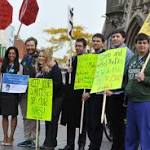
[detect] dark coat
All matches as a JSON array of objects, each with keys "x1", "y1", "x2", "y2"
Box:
[
  {"x1": 61, "y1": 56, "x2": 83, "y2": 127},
  {"x1": 36, "y1": 64, "x2": 63, "y2": 100},
  {"x1": 21, "y1": 52, "x2": 38, "y2": 78}
]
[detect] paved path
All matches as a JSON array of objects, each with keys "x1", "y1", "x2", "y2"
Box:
[{"x1": 0, "y1": 112, "x2": 111, "y2": 150}]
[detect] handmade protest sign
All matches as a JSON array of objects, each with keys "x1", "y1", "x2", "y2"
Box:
[
  {"x1": 91, "y1": 48, "x2": 126, "y2": 93},
  {"x1": 139, "y1": 12, "x2": 150, "y2": 36},
  {"x1": 2, "y1": 73, "x2": 29, "y2": 93},
  {"x1": 27, "y1": 78, "x2": 53, "y2": 121},
  {"x1": 74, "y1": 54, "x2": 98, "y2": 89}
]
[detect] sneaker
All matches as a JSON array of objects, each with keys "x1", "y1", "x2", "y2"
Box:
[{"x1": 17, "y1": 140, "x2": 32, "y2": 147}]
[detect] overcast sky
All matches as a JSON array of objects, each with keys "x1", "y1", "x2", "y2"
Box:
[{"x1": 9, "y1": 0, "x2": 106, "y2": 48}]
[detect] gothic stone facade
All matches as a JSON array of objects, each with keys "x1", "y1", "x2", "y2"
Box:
[{"x1": 103, "y1": 0, "x2": 150, "y2": 50}]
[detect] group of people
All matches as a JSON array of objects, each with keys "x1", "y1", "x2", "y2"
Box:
[
  {"x1": 0, "y1": 37, "x2": 63, "y2": 149},
  {"x1": 0, "y1": 29, "x2": 149, "y2": 150}
]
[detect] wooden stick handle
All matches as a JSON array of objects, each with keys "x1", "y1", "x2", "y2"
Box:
[
  {"x1": 68, "y1": 55, "x2": 72, "y2": 84},
  {"x1": 141, "y1": 52, "x2": 150, "y2": 73},
  {"x1": 68, "y1": 39, "x2": 73, "y2": 84},
  {"x1": 35, "y1": 120, "x2": 39, "y2": 150},
  {"x1": 16, "y1": 23, "x2": 22, "y2": 40},
  {"x1": 101, "y1": 93, "x2": 107, "y2": 123},
  {"x1": 79, "y1": 89, "x2": 86, "y2": 134}
]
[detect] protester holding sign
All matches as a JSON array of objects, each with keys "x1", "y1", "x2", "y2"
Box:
[
  {"x1": 60, "y1": 38, "x2": 87, "y2": 150},
  {"x1": 106, "y1": 29, "x2": 133, "y2": 150},
  {"x1": 125, "y1": 33, "x2": 150, "y2": 150},
  {"x1": 36, "y1": 50, "x2": 63, "y2": 150},
  {"x1": 18, "y1": 37, "x2": 38, "y2": 148},
  {"x1": 82, "y1": 33, "x2": 106, "y2": 150},
  {"x1": 0, "y1": 47, "x2": 23, "y2": 146}
]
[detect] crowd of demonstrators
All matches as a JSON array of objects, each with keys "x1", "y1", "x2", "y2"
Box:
[
  {"x1": 125, "y1": 33, "x2": 150, "y2": 150},
  {"x1": 0, "y1": 31, "x2": 150, "y2": 150},
  {"x1": 0, "y1": 47, "x2": 23, "y2": 146},
  {"x1": 17, "y1": 37, "x2": 38, "y2": 148},
  {"x1": 60, "y1": 38, "x2": 87, "y2": 150},
  {"x1": 35, "y1": 50, "x2": 63, "y2": 150},
  {"x1": 106, "y1": 30, "x2": 134, "y2": 150}
]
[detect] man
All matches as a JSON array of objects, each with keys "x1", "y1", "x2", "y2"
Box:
[
  {"x1": 83, "y1": 33, "x2": 106, "y2": 150},
  {"x1": 125, "y1": 33, "x2": 150, "y2": 150},
  {"x1": 60, "y1": 38, "x2": 87, "y2": 150},
  {"x1": 17, "y1": 37, "x2": 38, "y2": 147},
  {"x1": 106, "y1": 29, "x2": 133, "y2": 150}
]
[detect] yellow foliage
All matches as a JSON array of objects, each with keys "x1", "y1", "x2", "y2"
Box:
[
  {"x1": 44, "y1": 28, "x2": 67, "y2": 34},
  {"x1": 43, "y1": 25, "x2": 93, "y2": 61}
]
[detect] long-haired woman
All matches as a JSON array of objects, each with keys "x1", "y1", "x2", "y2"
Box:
[
  {"x1": 0, "y1": 46, "x2": 22, "y2": 145},
  {"x1": 36, "y1": 50, "x2": 63, "y2": 150}
]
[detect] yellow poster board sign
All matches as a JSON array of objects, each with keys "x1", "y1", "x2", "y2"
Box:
[
  {"x1": 90, "y1": 48, "x2": 126, "y2": 93},
  {"x1": 74, "y1": 54, "x2": 98, "y2": 89},
  {"x1": 27, "y1": 78, "x2": 53, "y2": 121},
  {"x1": 139, "y1": 13, "x2": 150, "y2": 35}
]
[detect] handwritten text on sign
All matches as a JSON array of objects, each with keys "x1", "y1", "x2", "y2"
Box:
[
  {"x1": 74, "y1": 54, "x2": 98, "y2": 89},
  {"x1": 91, "y1": 48, "x2": 126, "y2": 93},
  {"x1": 27, "y1": 78, "x2": 53, "y2": 121}
]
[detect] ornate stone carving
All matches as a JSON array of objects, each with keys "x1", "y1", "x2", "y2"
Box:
[{"x1": 106, "y1": 15, "x2": 124, "y2": 28}]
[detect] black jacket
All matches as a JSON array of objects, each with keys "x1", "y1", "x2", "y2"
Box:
[{"x1": 61, "y1": 56, "x2": 84, "y2": 127}]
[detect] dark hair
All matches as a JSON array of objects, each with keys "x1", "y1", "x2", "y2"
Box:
[
  {"x1": 1, "y1": 46, "x2": 19, "y2": 73},
  {"x1": 111, "y1": 29, "x2": 126, "y2": 38},
  {"x1": 25, "y1": 37, "x2": 38, "y2": 47},
  {"x1": 135, "y1": 33, "x2": 150, "y2": 43},
  {"x1": 92, "y1": 33, "x2": 105, "y2": 43},
  {"x1": 76, "y1": 38, "x2": 87, "y2": 47}
]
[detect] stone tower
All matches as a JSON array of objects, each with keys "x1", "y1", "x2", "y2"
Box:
[{"x1": 103, "y1": 0, "x2": 150, "y2": 49}]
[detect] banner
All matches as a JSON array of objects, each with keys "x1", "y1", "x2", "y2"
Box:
[
  {"x1": 139, "y1": 12, "x2": 150, "y2": 36},
  {"x1": 2, "y1": 73, "x2": 29, "y2": 93},
  {"x1": 27, "y1": 78, "x2": 53, "y2": 121},
  {"x1": 90, "y1": 48, "x2": 126, "y2": 93},
  {"x1": 74, "y1": 54, "x2": 98, "y2": 89}
]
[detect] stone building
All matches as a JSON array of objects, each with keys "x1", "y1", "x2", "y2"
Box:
[{"x1": 103, "y1": 0, "x2": 150, "y2": 50}]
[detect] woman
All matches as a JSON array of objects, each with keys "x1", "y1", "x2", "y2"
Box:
[
  {"x1": 36, "y1": 50, "x2": 63, "y2": 150},
  {"x1": 0, "y1": 46, "x2": 22, "y2": 145}
]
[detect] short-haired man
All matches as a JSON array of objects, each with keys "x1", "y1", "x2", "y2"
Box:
[
  {"x1": 60, "y1": 38, "x2": 87, "y2": 150},
  {"x1": 83, "y1": 33, "x2": 106, "y2": 150},
  {"x1": 125, "y1": 33, "x2": 150, "y2": 150},
  {"x1": 106, "y1": 29, "x2": 133, "y2": 150},
  {"x1": 17, "y1": 37, "x2": 38, "y2": 147}
]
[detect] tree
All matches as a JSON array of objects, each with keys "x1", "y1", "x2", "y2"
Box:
[{"x1": 44, "y1": 25, "x2": 93, "y2": 54}]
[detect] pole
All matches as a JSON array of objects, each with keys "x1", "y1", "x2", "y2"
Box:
[
  {"x1": 68, "y1": 39, "x2": 73, "y2": 84},
  {"x1": 79, "y1": 89, "x2": 86, "y2": 134},
  {"x1": 101, "y1": 92, "x2": 107, "y2": 123},
  {"x1": 68, "y1": 6, "x2": 73, "y2": 84},
  {"x1": 35, "y1": 120, "x2": 39, "y2": 150},
  {"x1": 141, "y1": 52, "x2": 150, "y2": 73},
  {"x1": 15, "y1": 23, "x2": 22, "y2": 40}
]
